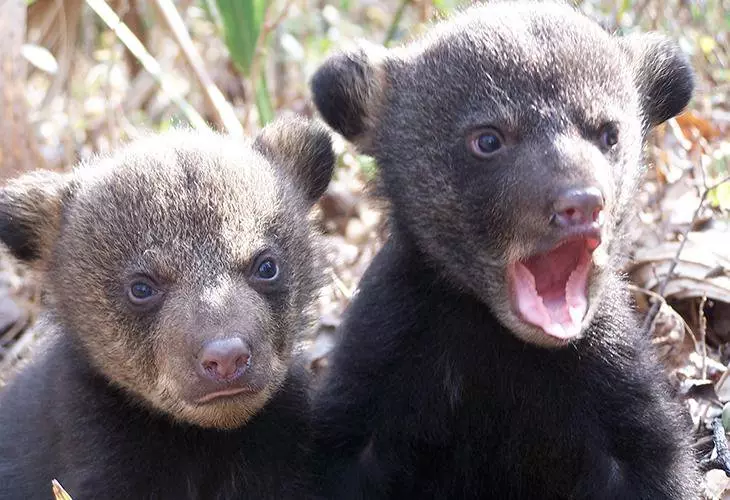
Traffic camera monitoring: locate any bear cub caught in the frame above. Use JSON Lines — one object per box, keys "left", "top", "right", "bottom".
{"left": 310, "top": 2, "right": 699, "bottom": 499}
{"left": 0, "top": 115, "right": 334, "bottom": 499}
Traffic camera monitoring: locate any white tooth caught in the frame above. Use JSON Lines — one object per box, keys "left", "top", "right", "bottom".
{"left": 593, "top": 247, "right": 608, "bottom": 267}
{"left": 569, "top": 305, "right": 585, "bottom": 326}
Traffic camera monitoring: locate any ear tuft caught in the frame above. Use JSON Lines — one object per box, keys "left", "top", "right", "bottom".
{"left": 310, "top": 42, "right": 388, "bottom": 146}
{"left": 0, "top": 170, "right": 69, "bottom": 264}
{"left": 254, "top": 114, "right": 336, "bottom": 205}
{"left": 621, "top": 33, "right": 694, "bottom": 130}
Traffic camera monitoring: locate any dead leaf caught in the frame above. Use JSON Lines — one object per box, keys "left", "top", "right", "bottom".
{"left": 704, "top": 469, "right": 730, "bottom": 500}
{"left": 52, "top": 479, "right": 72, "bottom": 500}
{"left": 675, "top": 110, "right": 721, "bottom": 142}
{"left": 629, "top": 231, "right": 730, "bottom": 305}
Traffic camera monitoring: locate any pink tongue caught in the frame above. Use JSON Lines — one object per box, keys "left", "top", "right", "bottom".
{"left": 511, "top": 245, "right": 591, "bottom": 340}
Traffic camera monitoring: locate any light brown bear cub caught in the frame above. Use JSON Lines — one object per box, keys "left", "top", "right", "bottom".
{"left": 0, "top": 115, "right": 334, "bottom": 499}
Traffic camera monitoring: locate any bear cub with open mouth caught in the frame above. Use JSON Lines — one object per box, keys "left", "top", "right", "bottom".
{"left": 0, "top": 115, "right": 334, "bottom": 499}
{"left": 310, "top": 2, "right": 699, "bottom": 498}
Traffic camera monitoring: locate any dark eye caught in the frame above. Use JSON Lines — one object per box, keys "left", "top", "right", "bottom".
{"left": 128, "top": 280, "right": 158, "bottom": 304}
{"left": 468, "top": 128, "right": 504, "bottom": 158}
{"left": 599, "top": 123, "right": 619, "bottom": 149}
{"left": 256, "top": 258, "right": 278, "bottom": 280}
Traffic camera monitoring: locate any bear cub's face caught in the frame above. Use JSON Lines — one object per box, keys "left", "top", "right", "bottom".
{"left": 311, "top": 2, "right": 693, "bottom": 347}
{"left": 0, "top": 116, "right": 334, "bottom": 429}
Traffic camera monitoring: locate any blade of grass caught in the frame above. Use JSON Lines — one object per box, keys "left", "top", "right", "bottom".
{"left": 151, "top": 0, "right": 243, "bottom": 135}
{"left": 216, "top": 0, "right": 291, "bottom": 128}
{"left": 85, "top": 0, "right": 209, "bottom": 131}
{"left": 51, "top": 479, "right": 73, "bottom": 500}
{"left": 384, "top": 0, "right": 412, "bottom": 46}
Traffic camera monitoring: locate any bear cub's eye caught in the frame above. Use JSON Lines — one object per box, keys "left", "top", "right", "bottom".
{"left": 599, "top": 123, "right": 619, "bottom": 150}
{"left": 256, "top": 258, "right": 278, "bottom": 280}
{"left": 128, "top": 279, "right": 159, "bottom": 305}
{"left": 467, "top": 128, "right": 504, "bottom": 158}
{"left": 248, "top": 252, "right": 285, "bottom": 291}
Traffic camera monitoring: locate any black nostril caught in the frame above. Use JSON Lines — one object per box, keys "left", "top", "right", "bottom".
{"left": 198, "top": 338, "right": 251, "bottom": 381}
{"left": 552, "top": 187, "right": 604, "bottom": 227}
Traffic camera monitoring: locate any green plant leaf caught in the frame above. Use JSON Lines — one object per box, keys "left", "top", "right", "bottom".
{"left": 254, "top": 73, "right": 274, "bottom": 126}
{"left": 708, "top": 182, "right": 730, "bottom": 211}
{"left": 215, "top": 0, "right": 266, "bottom": 75}
{"left": 214, "top": 0, "right": 274, "bottom": 125}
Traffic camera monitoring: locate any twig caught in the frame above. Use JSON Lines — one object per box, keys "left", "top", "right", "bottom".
{"left": 0, "top": 322, "right": 37, "bottom": 373}
{"left": 85, "top": 0, "right": 210, "bottom": 131}
{"left": 700, "top": 418, "right": 730, "bottom": 475}
{"left": 716, "top": 368, "right": 730, "bottom": 404}
{"left": 242, "top": 0, "right": 295, "bottom": 131}
{"left": 329, "top": 268, "right": 353, "bottom": 302}
{"left": 39, "top": 0, "right": 78, "bottom": 109}
{"left": 629, "top": 284, "right": 698, "bottom": 348}
{"left": 384, "top": 0, "right": 412, "bottom": 47}
{"left": 151, "top": 0, "right": 243, "bottom": 136}
{"left": 699, "top": 295, "right": 708, "bottom": 380}
{"left": 0, "top": 311, "right": 30, "bottom": 346}
{"left": 642, "top": 174, "right": 730, "bottom": 334}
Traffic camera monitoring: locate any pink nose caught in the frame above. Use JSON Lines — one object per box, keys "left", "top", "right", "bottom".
{"left": 199, "top": 338, "right": 251, "bottom": 381}
{"left": 552, "top": 187, "right": 604, "bottom": 227}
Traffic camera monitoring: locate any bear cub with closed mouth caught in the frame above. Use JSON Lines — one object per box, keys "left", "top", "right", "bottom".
{"left": 310, "top": 2, "right": 699, "bottom": 499}
{"left": 0, "top": 115, "right": 334, "bottom": 499}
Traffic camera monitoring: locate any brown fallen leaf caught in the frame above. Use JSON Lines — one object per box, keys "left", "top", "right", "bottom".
{"left": 629, "top": 231, "right": 730, "bottom": 304}
{"left": 675, "top": 109, "right": 721, "bottom": 142}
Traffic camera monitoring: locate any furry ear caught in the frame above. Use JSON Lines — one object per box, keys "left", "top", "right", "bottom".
{"left": 254, "top": 114, "right": 336, "bottom": 205}
{"left": 310, "top": 42, "right": 389, "bottom": 150}
{"left": 620, "top": 33, "right": 694, "bottom": 130}
{"left": 0, "top": 170, "right": 70, "bottom": 264}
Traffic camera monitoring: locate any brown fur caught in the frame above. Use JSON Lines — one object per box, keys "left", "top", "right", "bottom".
{"left": 0, "top": 115, "right": 335, "bottom": 499}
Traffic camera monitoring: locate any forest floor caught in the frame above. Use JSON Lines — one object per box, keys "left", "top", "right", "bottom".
{"left": 0, "top": 0, "right": 728, "bottom": 497}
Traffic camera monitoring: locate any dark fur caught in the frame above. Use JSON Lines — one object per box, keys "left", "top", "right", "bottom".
{"left": 310, "top": 2, "right": 699, "bottom": 498}
{"left": 0, "top": 115, "right": 335, "bottom": 499}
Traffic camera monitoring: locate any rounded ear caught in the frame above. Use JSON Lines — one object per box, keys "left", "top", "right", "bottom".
{"left": 0, "top": 170, "right": 71, "bottom": 264}
{"left": 310, "top": 41, "right": 389, "bottom": 151}
{"left": 254, "top": 114, "right": 336, "bottom": 206}
{"left": 620, "top": 33, "right": 694, "bottom": 131}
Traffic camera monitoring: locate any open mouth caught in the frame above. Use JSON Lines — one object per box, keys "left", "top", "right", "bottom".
{"left": 509, "top": 236, "right": 600, "bottom": 340}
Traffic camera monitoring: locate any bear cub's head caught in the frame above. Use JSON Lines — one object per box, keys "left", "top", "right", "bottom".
{"left": 0, "top": 115, "right": 335, "bottom": 429}
{"left": 311, "top": 1, "right": 693, "bottom": 347}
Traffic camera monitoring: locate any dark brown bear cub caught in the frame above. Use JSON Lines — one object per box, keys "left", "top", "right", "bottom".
{"left": 310, "top": 2, "right": 699, "bottom": 499}
{"left": 0, "top": 115, "right": 334, "bottom": 499}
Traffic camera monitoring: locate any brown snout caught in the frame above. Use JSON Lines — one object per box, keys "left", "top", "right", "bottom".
{"left": 551, "top": 187, "right": 604, "bottom": 228}
{"left": 198, "top": 338, "right": 251, "bottom": 382}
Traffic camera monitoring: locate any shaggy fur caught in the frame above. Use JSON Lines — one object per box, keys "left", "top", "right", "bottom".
{"left": 310, "top": 2, "right": 699, "bottom": 498}
{"left": 0, "top": 115, "right": 335, "bottom": 499}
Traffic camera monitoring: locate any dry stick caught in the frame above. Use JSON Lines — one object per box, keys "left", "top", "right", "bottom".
{"left": 39, "top": 0, "right": 77, "bottom": 110}
{"left": 242, "top": 0, "right": 295, "bottom": 131}
{"left": 716, "top": 366, "right": 730, "bottom": 404}
{"left": 328, "top": 268, "right": 353, "bottom": 302}
{"left": 151, "top": 0, "right": 243, "bottom": 136}
{"left": 628, "top": 284, "right": 698, "bottom": 348}
{"left": 699, "top": 294, "right": 708, "bottom": 380}
{"left": 641, "top": 174, "right": 730, "bottom": 334}
{"left": 85, "top": 0, "right": 209, "bottom": 131}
